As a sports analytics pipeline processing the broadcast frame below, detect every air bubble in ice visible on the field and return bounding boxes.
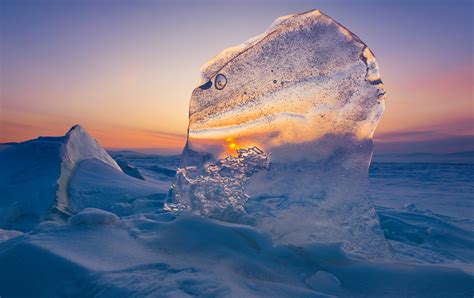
[215,74,227,90]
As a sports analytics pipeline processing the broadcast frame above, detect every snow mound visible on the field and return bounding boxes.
[305,270,341,295]
[0,214,472,297]
[0,133,63,231]
[68,208,119,226]
[378,206,474,264]
[53,125,122,218]
[69,158,168,216]
[0,125,155,231]
[0,229,23,242]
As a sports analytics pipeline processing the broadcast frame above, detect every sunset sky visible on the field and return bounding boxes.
[1,0,472,154]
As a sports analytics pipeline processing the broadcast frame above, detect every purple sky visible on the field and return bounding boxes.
[1,0,472,154]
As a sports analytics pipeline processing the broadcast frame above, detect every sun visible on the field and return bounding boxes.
[226,137,239,151]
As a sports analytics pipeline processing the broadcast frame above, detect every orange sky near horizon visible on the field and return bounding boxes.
[1,0,472,154]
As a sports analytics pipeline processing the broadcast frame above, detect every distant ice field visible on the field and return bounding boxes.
[370,162,474,219]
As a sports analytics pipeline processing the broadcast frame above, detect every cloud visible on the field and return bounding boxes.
[0,120,36,130]
[375,130,438,142]
[374,135,474,154]
[375,117,474,144]
[138,128,186,141]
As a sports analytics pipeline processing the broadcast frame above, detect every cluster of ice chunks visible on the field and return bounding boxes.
[166,10,390,258]
[166,146,270,222]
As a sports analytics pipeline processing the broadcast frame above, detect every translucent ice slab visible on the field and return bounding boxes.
[166,10,389,258]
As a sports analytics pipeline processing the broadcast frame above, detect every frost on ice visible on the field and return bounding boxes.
[169,147,270,222]
[166,10,389,257]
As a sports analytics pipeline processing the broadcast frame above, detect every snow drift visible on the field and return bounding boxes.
[0,125,167,231]
[0,214,472,297]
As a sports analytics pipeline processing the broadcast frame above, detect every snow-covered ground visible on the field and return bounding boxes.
[1,211,472,297]
[0,126,472,297]
[108,150,179,185]
[0,125,167,231]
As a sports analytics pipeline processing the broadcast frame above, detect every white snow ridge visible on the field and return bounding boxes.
[0,125,166,231]
[54,125,123,219]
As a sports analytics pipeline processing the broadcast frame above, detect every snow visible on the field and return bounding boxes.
[54,125,122,218]
[0,132,64,231]
[109,150,179,185]
[377,206,474,265]
[0,228,23,242]
[68,208,120,226]
[0,131,473,296]
[0,214,472,297]
[169,9,388,258]
[304,270,341,295]
[0,125,165,231]
[370,162,474,218]
[68,158,168,216]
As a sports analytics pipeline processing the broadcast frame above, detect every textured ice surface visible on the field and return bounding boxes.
[1,214,472,297]
[0,125,161,231]
[169,147,270,222]
[68,208,119,226]
[0,125,118,229]
[167,10,388,257]
[53,125,123,219]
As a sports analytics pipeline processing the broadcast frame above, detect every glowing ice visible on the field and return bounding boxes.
[166,10,389,258]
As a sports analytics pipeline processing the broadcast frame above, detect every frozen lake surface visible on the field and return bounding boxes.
[1,143,473,297]
[370,162,474,219]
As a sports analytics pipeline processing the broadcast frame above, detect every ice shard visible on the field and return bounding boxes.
[166,10,389,258]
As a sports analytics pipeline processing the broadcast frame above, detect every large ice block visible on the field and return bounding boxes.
[166,10,389,258]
